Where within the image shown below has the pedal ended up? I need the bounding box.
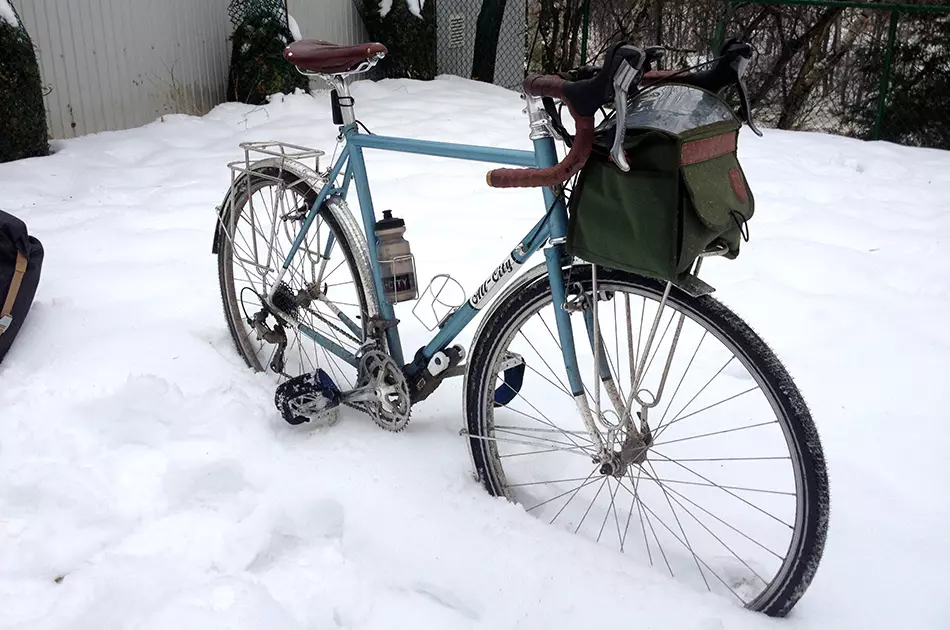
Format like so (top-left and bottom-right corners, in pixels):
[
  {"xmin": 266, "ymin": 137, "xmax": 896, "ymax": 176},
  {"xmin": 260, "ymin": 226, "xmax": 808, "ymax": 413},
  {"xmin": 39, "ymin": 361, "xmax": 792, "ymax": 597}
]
[{"xmin": 275, "ymin": 368, "xmax": 342, "ymax": 427}]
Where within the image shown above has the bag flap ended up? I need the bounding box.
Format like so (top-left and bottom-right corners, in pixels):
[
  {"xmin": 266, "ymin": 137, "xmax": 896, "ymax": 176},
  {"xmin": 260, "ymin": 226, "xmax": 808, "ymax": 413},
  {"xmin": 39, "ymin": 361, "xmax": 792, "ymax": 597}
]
[{"xmin": 680, "ymin": 130, "xmax": 753, "ymax": 232}]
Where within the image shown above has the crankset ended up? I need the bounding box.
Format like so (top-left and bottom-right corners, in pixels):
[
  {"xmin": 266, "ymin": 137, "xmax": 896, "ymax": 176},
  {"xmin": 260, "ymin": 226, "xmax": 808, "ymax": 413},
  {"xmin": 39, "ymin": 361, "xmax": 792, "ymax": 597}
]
[{"xmin": 354, "ymin": 349, "xmax": 412, "ymax": 432}]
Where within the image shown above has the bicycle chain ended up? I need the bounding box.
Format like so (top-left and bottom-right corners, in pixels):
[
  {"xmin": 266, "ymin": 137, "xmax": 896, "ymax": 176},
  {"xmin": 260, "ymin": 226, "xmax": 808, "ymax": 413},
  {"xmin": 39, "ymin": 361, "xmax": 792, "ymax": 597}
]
[{"xmin": 301, "ymin": 304, "xmax": 362, "ymax": 345}]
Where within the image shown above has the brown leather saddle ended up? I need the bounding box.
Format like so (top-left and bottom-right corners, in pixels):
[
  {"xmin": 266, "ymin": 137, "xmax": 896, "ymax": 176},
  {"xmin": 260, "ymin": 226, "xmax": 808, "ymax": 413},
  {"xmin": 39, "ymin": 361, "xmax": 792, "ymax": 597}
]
[{"xmin": 284, "ymin": 40, "xmax": 387, "ymax": 74}]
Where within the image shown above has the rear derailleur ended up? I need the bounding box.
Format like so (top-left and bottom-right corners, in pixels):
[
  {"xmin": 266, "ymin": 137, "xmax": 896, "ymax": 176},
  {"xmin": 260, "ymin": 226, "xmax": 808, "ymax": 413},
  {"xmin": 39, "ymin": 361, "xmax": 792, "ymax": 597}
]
[{"xmin": 248, "ymin": 307, "xmax": 288, "ymax": 374}]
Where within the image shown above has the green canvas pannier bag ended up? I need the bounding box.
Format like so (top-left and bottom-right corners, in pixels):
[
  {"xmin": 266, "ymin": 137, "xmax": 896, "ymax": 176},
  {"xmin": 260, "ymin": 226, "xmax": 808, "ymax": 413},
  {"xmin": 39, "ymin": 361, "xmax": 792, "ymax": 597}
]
[{"xmin": 567, "ymin": 84, "xmax": 754, "ymax": 286}]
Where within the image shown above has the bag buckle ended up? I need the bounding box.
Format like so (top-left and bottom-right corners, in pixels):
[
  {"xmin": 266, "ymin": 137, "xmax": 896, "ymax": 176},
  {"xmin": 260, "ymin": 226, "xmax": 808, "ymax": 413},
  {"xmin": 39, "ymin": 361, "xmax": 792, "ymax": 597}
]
[{"xmin": 0, "ymin": 314, "xmax": 12, "ymax": 335}]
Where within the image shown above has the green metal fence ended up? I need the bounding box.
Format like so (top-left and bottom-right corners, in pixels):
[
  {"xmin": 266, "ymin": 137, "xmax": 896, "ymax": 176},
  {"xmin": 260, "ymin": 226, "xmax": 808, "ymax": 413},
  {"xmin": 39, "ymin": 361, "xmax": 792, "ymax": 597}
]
[
  {"xmin": 455, "ymin": 0, "xmax": 950, "ymax": 150},
  {"xmin": 711, "ymin": 0, "xmax": 950, "ymax": 148}
]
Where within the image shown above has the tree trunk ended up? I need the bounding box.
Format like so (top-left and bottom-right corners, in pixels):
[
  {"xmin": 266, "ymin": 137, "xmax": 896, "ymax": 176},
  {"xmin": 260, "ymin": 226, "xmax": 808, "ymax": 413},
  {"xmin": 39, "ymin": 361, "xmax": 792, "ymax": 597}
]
[
  {"xmin": 471, "ymin": 0, "xmax": 510, "ymax": 82},
  {"xmin": 751, "ymin": 8, "xmax": 842, "ymax": 108},
  {"xmin": 779, "ymin": 11, "xmax": 869, "ymax": 128}
]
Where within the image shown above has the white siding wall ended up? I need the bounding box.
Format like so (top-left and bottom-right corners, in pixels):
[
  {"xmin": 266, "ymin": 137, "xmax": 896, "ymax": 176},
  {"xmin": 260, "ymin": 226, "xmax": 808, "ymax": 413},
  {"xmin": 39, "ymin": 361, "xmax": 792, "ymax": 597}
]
[
  {"xmin": 11, "ymin": 0, "xmax": 367, "ymax": 140},
  {"xmin": 12, "ymin": 0, "xmax": 232, "ymax": 139}
]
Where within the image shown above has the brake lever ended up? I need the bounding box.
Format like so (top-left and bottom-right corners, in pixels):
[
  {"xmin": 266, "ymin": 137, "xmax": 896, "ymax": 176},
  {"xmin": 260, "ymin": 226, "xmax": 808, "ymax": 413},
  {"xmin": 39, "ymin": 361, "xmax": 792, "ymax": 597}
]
[
  {"xmin": 734, "ymin": 53, "xmax": 763, "ymax": 137},
  {"xmin": 609, "ymin": 50, "xmax": 646, "ymax": 172}
]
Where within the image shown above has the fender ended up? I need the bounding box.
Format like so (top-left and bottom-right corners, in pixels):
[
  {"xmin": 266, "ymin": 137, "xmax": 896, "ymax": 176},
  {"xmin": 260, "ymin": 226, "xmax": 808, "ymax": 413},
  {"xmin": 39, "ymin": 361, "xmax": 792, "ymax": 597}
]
[{"xmin": 212, "ymin": 157, "xmax": 381, "ymax": 321}]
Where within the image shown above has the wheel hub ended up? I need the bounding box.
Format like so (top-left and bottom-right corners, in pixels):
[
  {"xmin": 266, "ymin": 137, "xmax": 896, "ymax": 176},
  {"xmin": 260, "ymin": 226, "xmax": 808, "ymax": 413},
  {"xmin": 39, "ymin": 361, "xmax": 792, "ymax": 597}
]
[{"xmin": 599, "ymin": 423, "xmax": 652, "ymax": 477}]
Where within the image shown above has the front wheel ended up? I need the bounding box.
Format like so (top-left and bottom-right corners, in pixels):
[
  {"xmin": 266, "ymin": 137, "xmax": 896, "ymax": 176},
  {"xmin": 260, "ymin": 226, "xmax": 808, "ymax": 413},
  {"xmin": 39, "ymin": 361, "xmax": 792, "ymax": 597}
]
[{"xmin": 464, "ymin": 265, "xmax": 829, "ymax": 616}]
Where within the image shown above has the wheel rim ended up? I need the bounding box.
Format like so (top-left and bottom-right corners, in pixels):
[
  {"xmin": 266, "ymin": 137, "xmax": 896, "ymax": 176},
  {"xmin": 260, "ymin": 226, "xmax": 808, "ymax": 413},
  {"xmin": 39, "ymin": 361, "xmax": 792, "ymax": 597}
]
[
  {"xmin": 221, "ymin": 172, "xmax": 366, "ymax": 387},
  {"xmin": 477, "ymin": 276, "xmax": 806, "ymax": 610}
]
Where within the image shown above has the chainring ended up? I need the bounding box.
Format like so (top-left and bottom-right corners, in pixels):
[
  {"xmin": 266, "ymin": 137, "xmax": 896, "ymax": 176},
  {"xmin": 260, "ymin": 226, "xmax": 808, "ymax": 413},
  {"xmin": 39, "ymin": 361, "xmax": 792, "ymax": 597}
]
[{"xmin": 357, "ymin": 349, "xmax": 411, "ymax": 432}]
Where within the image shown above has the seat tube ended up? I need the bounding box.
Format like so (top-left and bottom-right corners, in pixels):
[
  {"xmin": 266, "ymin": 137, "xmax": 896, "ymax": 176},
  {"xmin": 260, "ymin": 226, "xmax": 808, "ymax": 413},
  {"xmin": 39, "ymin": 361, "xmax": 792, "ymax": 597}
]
[{"xmin": 348, "ymin": 139, "xmax": 405, "ymax": 366}]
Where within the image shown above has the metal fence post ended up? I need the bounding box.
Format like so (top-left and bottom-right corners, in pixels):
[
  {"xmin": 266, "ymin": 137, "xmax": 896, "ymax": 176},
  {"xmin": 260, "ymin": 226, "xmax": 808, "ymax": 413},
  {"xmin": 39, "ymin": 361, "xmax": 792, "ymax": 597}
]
[
  {"xmin": 580, "ymin": 0, "xmax": 591, "ymax": 65},
  {"xmin": 873, "ymin": 9, "xmax": 900, "ymax": 140},
  {"xmin": 714, "ymin": 0, "xmax": 734, "ymax": 52}
]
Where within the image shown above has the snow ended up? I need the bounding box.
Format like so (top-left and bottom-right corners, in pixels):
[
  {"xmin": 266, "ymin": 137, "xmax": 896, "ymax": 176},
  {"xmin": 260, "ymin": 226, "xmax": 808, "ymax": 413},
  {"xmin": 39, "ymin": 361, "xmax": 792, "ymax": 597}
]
[
  {"xmin": 2, "ymin": 76, "xmax": 950, "ymax": 629},
  {"xmin": 0, "ymin": 0, "xmax": 17, "ymax": 27},
  {"xmin": 287, "ymin": 14, "xmax": 302, "ymax": 42},
  {"xmin": 405, "ymin": 0, "xmax": 424, "ymax": 18},
  {"xmin": 379, "ymin": 0, "xmax": 424, "ymax": 18}
]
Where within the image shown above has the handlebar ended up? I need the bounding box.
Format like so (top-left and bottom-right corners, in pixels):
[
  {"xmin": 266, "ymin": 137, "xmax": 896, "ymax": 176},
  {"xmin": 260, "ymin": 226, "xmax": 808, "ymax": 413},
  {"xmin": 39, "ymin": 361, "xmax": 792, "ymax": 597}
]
[
  {"xmin": 486, "ymin": 38, "xmax": 758, "ymax": 190},
  {"xmin": 486, "ymin": 75, "xmax": 596, "ymax": 188}
]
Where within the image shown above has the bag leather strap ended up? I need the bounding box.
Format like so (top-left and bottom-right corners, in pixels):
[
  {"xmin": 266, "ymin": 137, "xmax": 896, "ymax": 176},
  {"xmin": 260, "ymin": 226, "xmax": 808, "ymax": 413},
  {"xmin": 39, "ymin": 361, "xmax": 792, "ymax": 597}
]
[{"xmin": 0, "ymin": 252, "xmax": 28, "ymax": 335}]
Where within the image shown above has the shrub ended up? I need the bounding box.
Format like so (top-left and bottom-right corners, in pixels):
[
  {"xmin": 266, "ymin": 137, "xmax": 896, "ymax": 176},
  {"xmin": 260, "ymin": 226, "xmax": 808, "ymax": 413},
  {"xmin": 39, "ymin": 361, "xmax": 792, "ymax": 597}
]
[{"xmin": 0, "ymin": 11, "xmax": 48, "ymax": 163}]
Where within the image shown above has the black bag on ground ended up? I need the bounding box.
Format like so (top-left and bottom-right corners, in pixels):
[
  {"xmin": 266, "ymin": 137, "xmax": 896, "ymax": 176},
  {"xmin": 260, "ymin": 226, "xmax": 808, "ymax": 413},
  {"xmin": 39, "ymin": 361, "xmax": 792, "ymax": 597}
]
[
  {"xmin": 0, "ymin": 209, "xmax": 44, "ymax": 365},
  {"xmin": 567, "ymin": 83, "xmax": 754, "ymax": 287}
]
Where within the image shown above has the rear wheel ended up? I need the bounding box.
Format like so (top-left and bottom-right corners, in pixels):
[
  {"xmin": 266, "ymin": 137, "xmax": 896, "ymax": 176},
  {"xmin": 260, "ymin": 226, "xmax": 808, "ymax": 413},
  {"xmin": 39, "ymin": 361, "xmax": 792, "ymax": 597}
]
[
  {"xmin": 217, "ymin": 167, "xmax": 369, "ymax": 388},
  {"xmin": 464, "ymin": 265, "xmax": 829, "ymax": 616}
]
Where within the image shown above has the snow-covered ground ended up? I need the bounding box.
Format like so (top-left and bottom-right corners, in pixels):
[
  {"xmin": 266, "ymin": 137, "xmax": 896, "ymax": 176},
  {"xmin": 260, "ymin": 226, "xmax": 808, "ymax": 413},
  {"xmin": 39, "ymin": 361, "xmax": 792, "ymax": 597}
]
[{"xmin": 2, "ymin": 76, "xmax": 949, "ymax": 629}]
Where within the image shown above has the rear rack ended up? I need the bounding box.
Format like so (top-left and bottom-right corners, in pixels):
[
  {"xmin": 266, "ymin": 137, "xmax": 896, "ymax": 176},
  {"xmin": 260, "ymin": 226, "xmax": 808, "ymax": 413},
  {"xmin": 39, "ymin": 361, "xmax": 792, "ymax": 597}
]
[
  {"xmin": 217, "ymin": 141, "xmax": 330, "ymax": 267},
  {"xmin": 223, "ymin": 140, "xmax": 328, "ymax": 218},
  {"xmin": 226, "ymin": 141, "xmax": 326, "ymax": 183}
]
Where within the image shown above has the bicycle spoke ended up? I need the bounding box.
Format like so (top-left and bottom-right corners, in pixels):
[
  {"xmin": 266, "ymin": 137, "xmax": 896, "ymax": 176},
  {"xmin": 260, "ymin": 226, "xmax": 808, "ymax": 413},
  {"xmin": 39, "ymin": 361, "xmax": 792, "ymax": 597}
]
[
  {"xmin": 470, "ymin": 432, "xmax": 594, "ymax": 458},
  {"xmin": 518, "ymin": 326, "xmax": 570, "ymax": 394},
  {"xmin": 653, "ymin": 356, "xmax": 734, "ymax": 439},
  {"xmin": 499, "ymin": 447, "xmax": 590, "ymax": 459},
  {"xmin": 522, "ymin": 362, "xmax": 572, "ymax": 397},
  {"xmin": 642, "ymin": 476, "xmax": 794, "ymax": 498},
  {"xmin": 642, "ymin": 308, "xmax": 675, "ymax": 379},
  {"xmin": 596, "ymin": 476, "xmax": 623, "ymax": 544},
  {"xmin": 655, "ymin": 330, "xmax": 707, "ymax": 429},
  {"xmin": 523, "ymin": 469, "xmax": 600, "ymax": 514},
  {"xmin": 641, "ymin": 470, "xmax": 785, "ymax": 560},
  {"xmin": 496, "ymin": 385, "xmax": 594, "ymax": 451},
  {"xmin": 625, "ymin": 467, "xmax": 673, "ymax": 576},
  {"xmin": 322, "ymin": 258, "xmax": 347, "ymax": 283},
  {"xmin": 657, "ymin": 483, "xmax": 770, "ymax": 584},
  {"xmin": 647, "ymin": 460, "xmax": 710, "ymax": 591},
  {"xmin": 651, "ymin": 420, "xmax": 777, "ymax": 448},
  {"xmin": 573, "ymin": 476, "xmax": 609, "ymax": 534},
  {"xmin": 616, "ymin": 472, "xmax": 747, "ymax": 603},
  {"xmin": 652, "ymin": 385, "xmax": 759, "ymax": 444},
  {"xmin": 493, "ymin": 424, "xmax": 593, "ymax": 442},
  {"xmin": 649, "ymin": 450, "xmax": 793, "ymax": 529},
  {"xmin": 494, "ymin": 426, "xmax": 595, "ymax": 452},
  {"xmin": 508, "ymin": 476, "xmax": 597, "ymax": 488},
  {"xmin": 668, "ymin": 456, "xmax": 791, "ymax": 463}
]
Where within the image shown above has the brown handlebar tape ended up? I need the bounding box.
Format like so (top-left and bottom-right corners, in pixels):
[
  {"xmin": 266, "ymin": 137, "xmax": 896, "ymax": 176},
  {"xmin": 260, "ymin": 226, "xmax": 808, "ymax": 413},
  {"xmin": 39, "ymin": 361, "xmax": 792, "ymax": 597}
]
[{"xmin": 486, "ymin": 74, "xmax": 595, "ymax": 189}]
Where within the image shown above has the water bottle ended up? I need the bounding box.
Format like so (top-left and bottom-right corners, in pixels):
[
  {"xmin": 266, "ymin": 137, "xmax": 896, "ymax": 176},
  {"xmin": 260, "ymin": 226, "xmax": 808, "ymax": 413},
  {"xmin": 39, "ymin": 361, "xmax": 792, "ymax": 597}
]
[{"xmin": 375, "ymin": 210, "xmax": 417, "ymax": 304}]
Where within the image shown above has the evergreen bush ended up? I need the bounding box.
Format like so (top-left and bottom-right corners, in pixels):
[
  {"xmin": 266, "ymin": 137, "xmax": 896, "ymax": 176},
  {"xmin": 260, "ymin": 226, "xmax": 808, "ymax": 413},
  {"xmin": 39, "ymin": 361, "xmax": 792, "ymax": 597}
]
[
  {"xmin": 358, "ymin": 0, "xmax": 436, "ymax": 80},
  {"xmin": 227, "ymin": 1, "xmax": 309, "ymax": 105},
  {"xmin": 0, "ymin": 9, "xmax": 49, "ymax": 163}
]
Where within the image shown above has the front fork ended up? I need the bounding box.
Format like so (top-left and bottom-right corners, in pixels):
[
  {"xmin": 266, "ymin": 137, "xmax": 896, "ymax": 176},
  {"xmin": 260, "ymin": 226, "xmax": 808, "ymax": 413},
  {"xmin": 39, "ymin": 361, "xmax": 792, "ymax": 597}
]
[{"xmin": 543, "ymin": 246, "xmax": 608, "ymax": 457}]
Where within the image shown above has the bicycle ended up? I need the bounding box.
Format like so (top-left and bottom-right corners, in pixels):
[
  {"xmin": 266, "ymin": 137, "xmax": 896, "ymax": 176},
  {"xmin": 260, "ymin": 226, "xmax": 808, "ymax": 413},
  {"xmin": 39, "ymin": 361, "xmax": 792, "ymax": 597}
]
[{"xmin": 212, "ymin": 37, "xmax": 829, "ymax": 617}]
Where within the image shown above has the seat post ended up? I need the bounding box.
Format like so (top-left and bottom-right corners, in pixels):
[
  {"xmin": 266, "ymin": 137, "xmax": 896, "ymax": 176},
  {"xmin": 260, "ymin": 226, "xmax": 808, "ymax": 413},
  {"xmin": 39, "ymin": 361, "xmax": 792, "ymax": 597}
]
[{"xmin": 327, "ymin": 75, "xmax": 356, "ymax": 126}]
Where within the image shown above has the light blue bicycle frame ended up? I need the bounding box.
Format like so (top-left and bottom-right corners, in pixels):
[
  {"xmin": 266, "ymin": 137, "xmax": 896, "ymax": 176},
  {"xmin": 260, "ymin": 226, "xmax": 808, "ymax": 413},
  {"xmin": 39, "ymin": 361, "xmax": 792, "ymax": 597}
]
[{"xmin": 281, "ymin": 122, "xmax": 585, "ymax": 396}]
